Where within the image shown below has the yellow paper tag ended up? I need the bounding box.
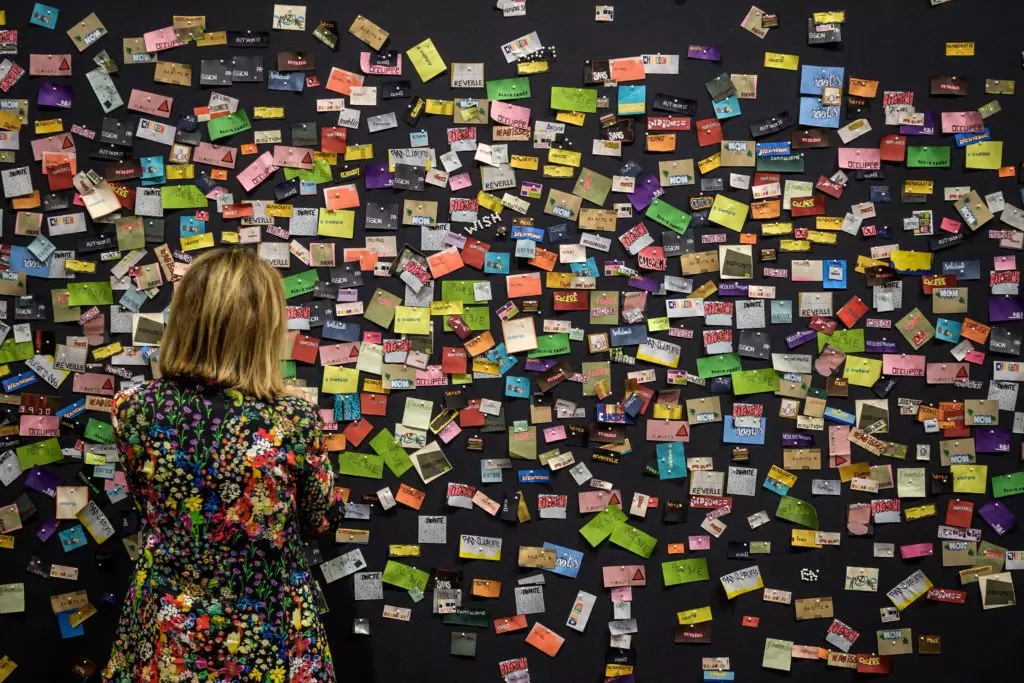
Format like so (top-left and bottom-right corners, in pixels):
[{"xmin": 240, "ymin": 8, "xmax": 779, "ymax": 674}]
[
  {"xmin": 543, "ymin": 165, "xmax": 575, "ymax": 178},
  {"xmin": 815, "ymin": 216, "xmax": 842, "ymax": 231},
  {"xmin": 180, "ymin": 232, "xmax": 216, "ymax": 252},
  {"xmin": 0, "ymin": 111, "xmax": 21, "ymax": 131},
  {"xmin": 945, "ymin": 41, "xmax": 975, "ymax": 57},
  {"xmin": 697, "ymin": 152, "xmax": 721, "ymax": 174},
  {"xmin": 64, "ymin": 259, "xmax": 97, "ymax": 274},
  {"xmin": 165, "ymin": 164, "xmax": 195, "ymax": 180},
  {"xmin": 425, "ymin": 99, "xmax": 454, "ymax": 116},
  {"xmin": 780, "ymin": 239, "xmax": 812, "ymax": 252},
  {"xmin": 676, "ymin": 606, "xmax": 713, "ymax": 625},
  {"xmin": 510, "ymin": 154, "xmax": 539, "ymax": 171},
  {"xmin": 477, "ymin": 191, "xmax": 504, "ymax": 214},
  {"xmin": 903, "ymin": 179, "xmax": 934, "ymax": 195},
  {"xmin": 812, "ymin": 10, "xmax": 846, "ymax": 23},
  {"xmin": 313, "ymin": 151, "xmax": 337, "ymax": 166},
  {"xmin": 555, "ymin": 111, "xmax": 586, "ymax": 126},
  {"xmin": 34, "ymin": 118, "xmax": 63, "ymax": 135},
  {"xmin": 266, "ymin": 203, "xmax": 293, "ymax": 218},
  {"xmin": 196, "ymin": 31, "xmax": 227, "ymax": 47},
  {"xmin": 345, "ymin": 144, "xmax": 373, "ymax": 161},
  {"xmin": 791, "ymin": 529, "xmax": 822, "ymax": 548},
  {"xmin": 764, "ymin": 52, "xmax": 800, "ymax": 71},
  {"xmin": 548, "ymin": 148, "xmax": 582, "ymax": 167},
  {"xmin": 762, "ymin": 222, "xmax": 793, "ymax": 236},
  {"xmin": 253, "ymin": 106, "xmax": 286, "ymax": 120},
  {"xmin": 389, "ymin": 544, "xmax": 421, "ymax": 557},
  {"xmin": 518, "ymin": 60, "xmax": 549, "ymax": 75}
]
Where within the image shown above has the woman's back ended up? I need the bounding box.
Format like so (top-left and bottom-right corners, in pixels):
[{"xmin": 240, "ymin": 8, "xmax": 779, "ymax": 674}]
[{"xmin": 103, "ymin": 376, "xmax": 336, "ymax": 683}]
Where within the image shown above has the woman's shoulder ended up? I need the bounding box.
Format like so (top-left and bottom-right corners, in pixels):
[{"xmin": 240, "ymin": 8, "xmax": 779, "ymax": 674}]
[
  {"xmin": 113, "ymin": 378, "xmax": 167, "ymax": 409},
  {"xmin": 272, "ymin": 393, "xmax": 323, "ymax": 422}
]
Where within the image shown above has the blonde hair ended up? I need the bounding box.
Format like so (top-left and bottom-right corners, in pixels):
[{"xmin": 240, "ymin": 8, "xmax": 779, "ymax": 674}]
[{"xmin": 159, "ymin": 248, "xmax": 287, "ymax": 400}]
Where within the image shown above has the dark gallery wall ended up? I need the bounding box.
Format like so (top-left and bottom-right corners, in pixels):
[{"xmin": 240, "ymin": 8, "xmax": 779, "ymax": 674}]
[{"xmin": 0, "ymin": 0, "xmax": 1022, "ymax": 681}]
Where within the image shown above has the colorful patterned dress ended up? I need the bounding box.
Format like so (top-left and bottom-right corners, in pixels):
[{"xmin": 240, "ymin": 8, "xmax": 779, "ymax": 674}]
[{"xmin": 102, "ymin": 377, "xmax": 337, "ymax": 683}]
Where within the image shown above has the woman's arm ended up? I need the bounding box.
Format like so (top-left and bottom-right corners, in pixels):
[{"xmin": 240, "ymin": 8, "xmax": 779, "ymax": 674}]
[{"xmin": 297, "ymin": 413, "xmax": 335, "ymax": 536}]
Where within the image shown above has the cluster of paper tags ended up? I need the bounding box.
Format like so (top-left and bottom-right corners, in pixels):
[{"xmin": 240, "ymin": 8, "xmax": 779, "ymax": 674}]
[{"xmin": 0, "ymin": 0, "xmax": 1021, "ymax": 681}]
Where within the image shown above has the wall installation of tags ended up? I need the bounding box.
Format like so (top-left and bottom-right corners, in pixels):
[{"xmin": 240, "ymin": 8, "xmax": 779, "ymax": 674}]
[{"xmin": 0, "ymin": 0, "xmax": 1023, "ymax": 681}]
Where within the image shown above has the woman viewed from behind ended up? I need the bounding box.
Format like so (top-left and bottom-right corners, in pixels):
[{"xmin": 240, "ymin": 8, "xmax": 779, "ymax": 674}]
[{"xmin": 102, "ymin": 248, "xmax": 337, "ymax": 683}]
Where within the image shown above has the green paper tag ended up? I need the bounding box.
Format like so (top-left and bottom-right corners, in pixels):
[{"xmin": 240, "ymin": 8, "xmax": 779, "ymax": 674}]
[
  {"xmin": 645, "ymin": 198, "xmax": 692, "ymax": 235},
  {"xmin": 16, "ymin": 437, "xmax": 62, "ymax": 468},
  {"xmin": 906, "ymin": 145, "xmax": 951, "ymax": 168},
  {"xmin": 550, "ymin": 86, "xmax": 598, "ymax": 113},
  {"xmin": 610, "ymin": 523, "xmax": 658, "ymax": 558},
  {"xmin": 486, "ymin": 77, "xmax": 531, "ymax": 101},
  {"xmin": 731, "ymin": 368, "xmax": 780, "ymax": 395},
  {"xmin": 66, "ymin": 281, "xmax": 114, "ymax": 307},
  {"xmin": 776, "ymin": 495, "xmax": 819, "ymax": 529},
  {"xmin": 662, "ymin": 558, "xmax": 710, "ymax": 586},
  {"xmin": 370, "ymin": 429, "xmax": 413, "ymax": 478},
  {"xmin": 579, "ymin": 505, "xmax": 628, "ymax": 547},
  {"xmin": 84, "ymin": 418, "xmax": 115, "ymax": 444},
  {"xmin": 338, "ymin": 452, "xmax": 384, "ymax": 479},
  {"xmin": 161, "ymin": 185, "xmax": 209, "ymax": 209},
  {"xmin": 281, "ymin": 270, "xmax": 319, "ymax": 299},
  {"xmin": 382, "ymin": 560, "xmax": 430, "ymax": 592},
  {"xmin": 697, "ymin": 353, "xmax": 742, "ymax": 378},
  {"xmin": 207, "ymin": 110, "xmax": 252, "ymax": 141}
]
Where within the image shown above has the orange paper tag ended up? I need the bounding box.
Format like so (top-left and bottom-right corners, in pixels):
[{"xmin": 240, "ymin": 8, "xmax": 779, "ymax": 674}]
[
  {"xmin": 493, "ymin": 614, "xmax": 527, "ymax": 634},
  {"xmin": 524, "ymin": 622, "xmax": 565, "ymax": 656},
  {"xmin": 396, "ymin": 483, "xmax": 426, "ymax": 510},
  {"xmin": 473, "ymin": 578, "xmax": 502, "ymax": 598}
]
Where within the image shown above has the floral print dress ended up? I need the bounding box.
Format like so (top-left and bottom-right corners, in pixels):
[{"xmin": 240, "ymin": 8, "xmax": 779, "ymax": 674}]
[{"xmin": 102, "ymin": 377, "xmax": 337, "ymax": 683}]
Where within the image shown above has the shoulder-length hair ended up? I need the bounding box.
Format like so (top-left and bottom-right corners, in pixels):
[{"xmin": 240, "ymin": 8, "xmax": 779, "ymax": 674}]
[{"xmin": 158, "ymin": 247, "xmax": 287, "ymax": 400}]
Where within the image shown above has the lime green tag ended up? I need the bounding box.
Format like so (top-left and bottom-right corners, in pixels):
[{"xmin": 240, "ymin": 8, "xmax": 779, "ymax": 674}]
[
  {"xmin": 662, "ymin": 558, "xmax": 710, "ymax": 586},
  {"xmin": 645, "ymin": 198, "xmax": 692, "ymax": 235}
]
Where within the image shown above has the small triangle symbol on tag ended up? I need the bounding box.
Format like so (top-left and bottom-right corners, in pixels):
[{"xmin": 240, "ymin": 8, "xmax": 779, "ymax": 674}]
[
  {"xmin": 302, "ymin": 152, "xmax": 312, "ymax": 164},
  {"xmin": 632, "ymin": 568, "xmax": 644, "ymax": 581},
  {"xmin": 157, "ymin": 100, "xmax": 170, "ymax": 112},
  {"xmin": 61, "ymin": 136, "xmax": 73, "ymax": 149},
  {"xmin": 222, "ymin": 151, "xmax": 234, "ymax": 163},
  {"xmin": 59, "ymin": 58, "xmax": 70, "ymax": 71}
]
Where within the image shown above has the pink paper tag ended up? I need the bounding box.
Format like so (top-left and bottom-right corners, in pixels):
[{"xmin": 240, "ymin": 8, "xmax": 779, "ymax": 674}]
[
  {"xmin": 449, "ymin": 172, "xmax": 472, "ymax": 191},
  {"xmin": 939, "ymin": 216, "xmax": 961, "ymax": 233},
  {"xmin": 688, "ymin": 534, "xmax": 712, "ymax": 551},
  {"xmin": 837, "ymin": 147, "xmax": 881, "ymax": 170},
  {"xmin": 237, "ymin": 151, "xmax": 279, "ymax": 192},
  {"xmin": 143, "ymin": 26, "xmax": 188, "ymax": 53},
  {"xmin": 900, "ymin": 542, "xmax": 934, "ymax": 559},
  {"xmin": 491, "ymin": 100, "xmax": 532, "ymax": 128}
]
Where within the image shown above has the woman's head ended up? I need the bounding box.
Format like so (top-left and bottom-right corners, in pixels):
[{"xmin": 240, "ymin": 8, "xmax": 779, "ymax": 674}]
[{"xmin": 159, "ymin": 247, "xmax": 287, "ymax": 400}]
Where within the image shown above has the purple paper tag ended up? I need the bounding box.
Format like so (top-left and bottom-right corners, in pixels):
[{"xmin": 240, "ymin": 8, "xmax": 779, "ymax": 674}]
[
  {"xmin": 364, "ymin": 163, "xmax": 394, "ymax": 189},
  {"xmin": 524, "ymin": 358, "xmax": 556, "ymax": 372},
  {"xmin": 780, "ymin": 432, "xmax": 815, "ymax": 447},
  {"xmin": 717, "ymin": 282, "xmax": 749, "ymax": 297},
  {"xmin": 899, "ymin": 111, "xmax": 937, "ymax": 136},
  {"xmin": 786, "ymin": 328, "xmax": 816, "ymax": 349},
  {"xmin": 866, "ymin": 338, "xmax": 899, "ymax": 354},
  {"xmin": 25, "ymin": 466, "xmax": 62, "ymax": 498},
  {"xmin": 978, "ymin": 500, "xmax": 1016, "ymax": 536},
  {"xmin": 975, "ymin": 427, "xmax": 1011, "ymax": 454},
  {"xmin": 36, "ymin": 516, "xmax": 59, "ymax": 542},
  {"xmin": 37, "ymin": 80, "xmax": 73, "ymax": 109},
  {"xmin": 989, "ymin": 295, "xmax": 1023, "ymax": 323},
  {"xmin": 628, "ymin": 275, "xmax": 661, "ymax": 293},
  {"xmin": 687, "ymin": 45, "xmax": 722, "ymax": 62},
  {"xmin": 628, "ymin": 173, "xmax": 664, "ymax": 212}
]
